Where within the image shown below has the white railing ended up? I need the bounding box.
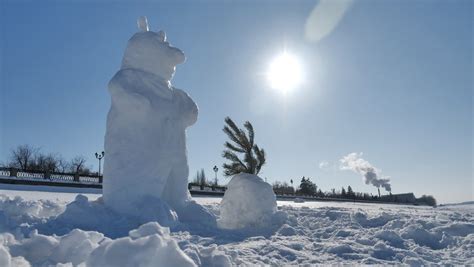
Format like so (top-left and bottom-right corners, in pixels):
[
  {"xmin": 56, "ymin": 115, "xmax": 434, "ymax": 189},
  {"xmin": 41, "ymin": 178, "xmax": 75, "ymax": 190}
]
[
  {"xmin": 0, "ymin": 169, "xmax": 101, "ymax": 185},
  {"xmin": 50, "ymin": 174, "xmax": 75, "ymax": 182},
  {"xmin": 79, "ymin": 176, "xmax": 100, "ymax": 184},
  {"xmin": 17, "ymin": 171, "xmax": 44, "ymax": 179}
]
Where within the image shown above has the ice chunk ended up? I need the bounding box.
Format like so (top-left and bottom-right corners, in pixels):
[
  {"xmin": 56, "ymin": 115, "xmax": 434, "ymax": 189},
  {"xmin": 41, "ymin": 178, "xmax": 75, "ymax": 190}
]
[
  {"xmin": 277, "ymin": 224, "xmax": 297, "ymax": 236},
  {"xmin": 129, "ymin": 222, "xmax": 169, "ymax": 239},
  {"xmin": 374, "ymin": 230, "xmax": 406, "ymax": 248}
]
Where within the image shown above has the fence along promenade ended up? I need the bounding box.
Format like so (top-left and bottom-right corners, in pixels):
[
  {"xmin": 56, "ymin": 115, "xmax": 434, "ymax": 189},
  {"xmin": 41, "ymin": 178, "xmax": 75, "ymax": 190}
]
[{"xmin": 0, "ymin": 167, "xmax": 102, "ymax": 188}]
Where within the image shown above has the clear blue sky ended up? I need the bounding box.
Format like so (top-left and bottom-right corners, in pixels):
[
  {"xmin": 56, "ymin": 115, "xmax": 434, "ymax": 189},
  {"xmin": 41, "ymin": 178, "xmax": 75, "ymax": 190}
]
[{"xmin": 0, "ymin": 0, "xmax": 472, "ymax": 204}]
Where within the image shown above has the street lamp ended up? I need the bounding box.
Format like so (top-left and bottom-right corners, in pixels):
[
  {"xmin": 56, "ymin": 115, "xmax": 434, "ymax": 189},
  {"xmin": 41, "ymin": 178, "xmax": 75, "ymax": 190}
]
[
  {"xmin": 213, "ymin": 165, "xmax": 218, "ymax": 186},
  {"xmin": 290, "ymin": 179, "xmax": 294, "ymax": 195},
  {"xmin": 95, "ymin": 151, "xmax": 105, "ymax": 176}
]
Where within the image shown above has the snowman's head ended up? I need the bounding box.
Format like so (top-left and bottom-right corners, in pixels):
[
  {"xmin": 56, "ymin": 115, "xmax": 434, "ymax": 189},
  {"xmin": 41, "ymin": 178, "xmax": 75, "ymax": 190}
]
[{"xmin": 121, "ymin": 17, "xmax": 185, "ymax": 82}]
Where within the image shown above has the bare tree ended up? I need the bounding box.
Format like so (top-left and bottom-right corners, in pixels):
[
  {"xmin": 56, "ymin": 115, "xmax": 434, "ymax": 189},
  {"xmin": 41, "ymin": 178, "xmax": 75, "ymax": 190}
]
[
  {"xmin": 57, "ymin": 156, "xmax": 70, "ymax": 173},
  {"xmin": 9, "ymin": 144, "xmax": 39, "ymax": 170},
  {"xmin": 36, "ymin": 153, "xmax": 59, "ymax": 173},
  {"xmin": 199, "ymin": 169, "xmax": 207, "ymax": 187},
  {"xmin": 69, "ymin": 156, "xmax": 88, "ymax": 174}
]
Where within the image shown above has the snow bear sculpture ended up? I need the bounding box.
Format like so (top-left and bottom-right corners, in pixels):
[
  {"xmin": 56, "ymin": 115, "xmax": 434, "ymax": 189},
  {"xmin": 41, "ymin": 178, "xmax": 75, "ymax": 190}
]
[{"xmin": 103, "ymin": 17, "xmax": 215, "ymax": 226}]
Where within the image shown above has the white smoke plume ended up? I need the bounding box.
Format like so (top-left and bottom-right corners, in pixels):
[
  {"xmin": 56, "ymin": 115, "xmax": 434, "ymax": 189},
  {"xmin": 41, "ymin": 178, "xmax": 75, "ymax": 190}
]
[
  {"xmin": 319, "ymin": 160, "xmax": 329, "ymax": 169},
  {"xmin": 340, "ymin": 153, "xmax": 392, "ymax": 192}
]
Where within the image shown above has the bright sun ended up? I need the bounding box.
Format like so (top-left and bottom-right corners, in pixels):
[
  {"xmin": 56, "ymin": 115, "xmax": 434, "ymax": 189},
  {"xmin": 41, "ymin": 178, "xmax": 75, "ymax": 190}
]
[{"xmin": 267, "ymin": 52, "xmax": 303, "ymax": 93}]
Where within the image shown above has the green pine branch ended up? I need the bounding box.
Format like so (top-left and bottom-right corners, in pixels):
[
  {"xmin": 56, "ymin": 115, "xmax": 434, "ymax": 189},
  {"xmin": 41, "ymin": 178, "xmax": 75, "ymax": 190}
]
[{"xmin": 221, "ymin": 117, "xmax": 266, "ymax": 177}]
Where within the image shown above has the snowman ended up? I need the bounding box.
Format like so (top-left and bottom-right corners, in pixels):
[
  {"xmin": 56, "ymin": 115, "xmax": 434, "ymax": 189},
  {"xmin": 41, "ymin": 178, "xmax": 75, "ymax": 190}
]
[{"xmin": 103, "ymin": 17, "xmax": 215, "ymax": 226}]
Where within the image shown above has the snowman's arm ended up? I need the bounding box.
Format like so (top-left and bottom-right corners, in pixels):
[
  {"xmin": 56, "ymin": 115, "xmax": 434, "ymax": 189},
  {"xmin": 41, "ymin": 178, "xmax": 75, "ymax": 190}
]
[{"xmin": 174, "ymin": 88, "xmax": 198, "ymax": 126}]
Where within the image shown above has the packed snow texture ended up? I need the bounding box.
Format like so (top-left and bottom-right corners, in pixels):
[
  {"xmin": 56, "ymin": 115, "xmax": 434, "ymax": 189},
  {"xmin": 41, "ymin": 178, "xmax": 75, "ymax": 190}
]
[
  {"xmin": 218, "ymin": 173, "xmax": 286, "ymax": 230},
  {"xmin": 0, "ymin": 191, "xmax": 473, "ymax": 266},
  {"xmin": 1, "ymin": 218, "xmax": 195, "ymax": 267},
  {"xmin": 103, "ymin": 18, "xmax": 214, "ymax": 226}
]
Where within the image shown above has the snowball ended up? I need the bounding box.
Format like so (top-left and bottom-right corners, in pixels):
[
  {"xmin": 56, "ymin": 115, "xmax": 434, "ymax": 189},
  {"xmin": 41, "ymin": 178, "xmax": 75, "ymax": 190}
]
[
  {"xmin": 218, "ymin": 173, "xmax": 284, "ymax": 229},
  {"xmin": 87, "ymin": 222, "xmax": 196, "ymax": 267}
]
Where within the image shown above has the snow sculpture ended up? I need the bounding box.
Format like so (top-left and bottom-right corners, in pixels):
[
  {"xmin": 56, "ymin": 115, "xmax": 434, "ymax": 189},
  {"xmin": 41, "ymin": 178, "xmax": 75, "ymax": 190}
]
[
  {"xmin": 218, "ymin": 173, "xmax": 285, "ymax": 230},
  {"xmin": 103, "ymin": 17, "xmax": 215, "ymax": 226}
]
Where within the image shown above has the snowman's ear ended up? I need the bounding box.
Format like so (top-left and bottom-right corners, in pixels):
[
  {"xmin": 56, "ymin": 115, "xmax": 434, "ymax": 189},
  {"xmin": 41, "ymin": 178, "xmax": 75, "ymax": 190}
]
[
  {"xmin": 157, "ymin": 30, "xmax": 166, "ymax": 42},
  {"xmin": 137, "ymin": 16, "xmax": 149, "ymax": 32}
]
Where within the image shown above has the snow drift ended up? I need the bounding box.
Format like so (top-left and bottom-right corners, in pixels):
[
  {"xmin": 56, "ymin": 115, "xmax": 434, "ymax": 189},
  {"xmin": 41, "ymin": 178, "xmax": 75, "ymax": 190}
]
[
  {"xmin": 0, "ymin": 193, "xmax": 473, "ymax": 265},
  {"xmin": 87, "ymin": 222, "xmax": 196, "ymax": 267}
]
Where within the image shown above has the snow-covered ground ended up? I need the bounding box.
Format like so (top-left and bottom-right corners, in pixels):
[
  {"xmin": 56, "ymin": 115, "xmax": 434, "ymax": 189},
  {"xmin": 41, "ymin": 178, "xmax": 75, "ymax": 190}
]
[{"xmin": 0, "ymin": 185, "xmax": 473, "ymax": 266}]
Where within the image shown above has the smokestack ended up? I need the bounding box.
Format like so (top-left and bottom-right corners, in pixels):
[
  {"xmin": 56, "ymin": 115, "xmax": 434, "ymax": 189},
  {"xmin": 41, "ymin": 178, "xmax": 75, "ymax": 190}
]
[{"xmin": 340, "ymin": 152, "xmax": 392, "ymax": 193}]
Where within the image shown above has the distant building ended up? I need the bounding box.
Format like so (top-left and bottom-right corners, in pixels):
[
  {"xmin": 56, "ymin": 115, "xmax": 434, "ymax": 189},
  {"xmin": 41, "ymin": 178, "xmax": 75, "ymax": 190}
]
[{"xmin": 380, "ymin": 193, "xmax": 417, "ymax": 203}]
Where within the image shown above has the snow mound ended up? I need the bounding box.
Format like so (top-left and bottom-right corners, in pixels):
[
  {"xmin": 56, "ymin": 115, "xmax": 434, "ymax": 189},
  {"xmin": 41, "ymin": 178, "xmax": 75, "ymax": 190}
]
[
  {"xmin": 1, "ymin": 221, "xmax": 195, "ymax": 266},
  {"xmin": 217, "ymin": 173, "xmax": 286, "ymax": 230},
  {"xmin": 374, "ymin": 230, "xmax": 406, "ymax": 248},
  {"xmin": 42, "ymin": 195, "xmax": 177, "ymax": 238},
  {"xmin": 351, "ymin": 211, "xmax": 393, "ymax": 228},
  {"xmin": 88, "ymin": 222, "xmax": 196, "ymax": 267},
  {"xmin": 0, "ymin": 228, "xmax": 105, "ymax": 266},
  {"xmin": 0, "ymin": 244, "xmax": 30, "ymax": 267},
  {"xmin": 0, "ymin": 195, "xmax": 63, "ymax": 234},
  {"xmin": 277, "ymin": 224, "xmax": 297, "ymax": 236},
  {"xmin": 1, "ymin": 191, "xmax": 474, "ymax": 265}
]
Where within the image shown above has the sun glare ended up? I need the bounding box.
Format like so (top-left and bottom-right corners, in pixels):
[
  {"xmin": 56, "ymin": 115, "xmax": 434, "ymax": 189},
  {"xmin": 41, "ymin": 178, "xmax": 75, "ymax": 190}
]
[{"xmin": 267, "ymin": 52, "xmax": 303, "ymax": 93}]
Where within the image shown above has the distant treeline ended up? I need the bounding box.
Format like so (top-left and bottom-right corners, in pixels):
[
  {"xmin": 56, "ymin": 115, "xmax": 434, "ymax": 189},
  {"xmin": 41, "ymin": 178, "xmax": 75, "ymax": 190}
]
[
  {"xmin": 273, "ymin": 176, "xmax": 437, "ymax": 206},
  {"xmin": 1, "ymin": 144, "xmax": 94, "ymax": 175},
  {"xmin": 188, "ymin": 168, "xmax": 226, "ymax": 191}
]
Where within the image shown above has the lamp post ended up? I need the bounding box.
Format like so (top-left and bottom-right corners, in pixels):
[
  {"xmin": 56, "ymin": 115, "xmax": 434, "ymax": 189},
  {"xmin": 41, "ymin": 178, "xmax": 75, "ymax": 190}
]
[
  {"xmin": 213, "ymin": 165, "xmax": 218, "ymax": 186},
  {"xmin": 95, "ymin": 151, "xmax": 105, "ymax": 176}
]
